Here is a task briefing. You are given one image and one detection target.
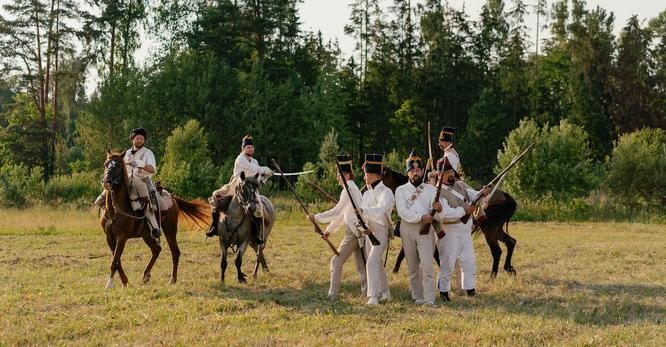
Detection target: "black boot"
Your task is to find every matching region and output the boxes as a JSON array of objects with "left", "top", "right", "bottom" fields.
[
  {"left": 440, "top": 291, "right": 451, "bottom": 302},
  {"left": 466, "top": 288, "right": 476, "bottom": 297},
  {"left": 205, "top": 210, "right": 220, "bottom": 237},
  {"left": 252, "top": 217, "right": 264, "bottom": 245}
]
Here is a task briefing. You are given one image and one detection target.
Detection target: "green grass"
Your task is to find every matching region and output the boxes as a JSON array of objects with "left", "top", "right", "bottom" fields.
[{"left": 1, "top": 207, "right": 665, "bottom": 345}]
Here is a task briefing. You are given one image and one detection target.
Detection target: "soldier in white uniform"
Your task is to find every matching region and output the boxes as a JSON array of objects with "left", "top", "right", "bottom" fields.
[
  {"left": 394, "top": 151, "right": 448, "bottom": 306},
  {"left": 206, "top": 135, "right": 273, "bottom": 244},
  {"left": 437, "top": 158, "right": 490, "bottom": 302},
  {"left": 94, "top": 127, "right": 161, "bottom": 240},
  {"left": 307, "top": 154, "right": 368, "bottom": 300},
  {"left": 358, "top": 153, "right": 394, "bottom": 305}
]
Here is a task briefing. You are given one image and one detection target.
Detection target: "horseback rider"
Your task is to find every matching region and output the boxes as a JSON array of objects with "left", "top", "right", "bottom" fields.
[
  {"left": 206, "top": 135, "right": 273, "bottom": 244},
  {"left": 436, "top": 158, "right": 490, "bottom": 302},
  {"left": 307, "top": 154, "right": 368, "bottom": 301},
  {"left": 94, "top": 127, "right": 161, "bottom": 240},
  {"left": 394, "top": 150, "right": 446, "bottom": 306},
  {"left": 436, "top": 126, "right": 462, "bottom": 178}
]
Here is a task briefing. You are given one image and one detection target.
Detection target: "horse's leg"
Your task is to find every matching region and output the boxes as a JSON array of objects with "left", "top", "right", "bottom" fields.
[
  {"left": 141, "top": 234, "right": 162, "bottom": 284},
  {"left": 393, "top": 246, "right": 406, "bottom": 274},
  {"left": 501, "top": 228, "right": 517, "bottom": 275},
  {"left": 252, "top": 244, "right": 260, "bottom": 279},
  {"left": 260, "top": 246, "right": 269, "bottom": 272},
  {"left": 235, "top": 242, "right": 248, "bottom": 283},
  {"left": 164, "top": 224, "right": 180, "bottom": 284},
  {"left": 484, "top": 230, "right": 502, "bottom": 278},
  {"left": 107, "top": 237, "right": 128, "bottom": 288},
  {"left": 220, "top": 245, "right": 228, "bottom": 284}
]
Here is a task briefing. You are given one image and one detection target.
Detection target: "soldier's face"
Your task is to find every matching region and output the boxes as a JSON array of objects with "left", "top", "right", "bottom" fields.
[
  {"left": 132, "top": 135, "right": 145, "bottom": 149},
  {"left": 442, "top": 169, "right": 455, "bottom": 184},
  {"left": 407, "top": 167, "right": 423, "bottom": 183},
  {"left": 438, "top": 139, "right": 451, "bottom": 151},
  {"left": 243, "top": 145, "right": 255, "bottom": 156}
]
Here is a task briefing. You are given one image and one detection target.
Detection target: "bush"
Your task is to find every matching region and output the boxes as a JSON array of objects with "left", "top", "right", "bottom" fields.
[
  {"left": 605, "top": 128, "right": 666, "bottom": 207},
  {"left": 43, "top": 171, "right": 100, "bottom": 207},
  {"left": 158, "top": 119, "right": 218, "bottom": 199},
  {"left": 0, "top": 164, "right": 44, "bottom": 208},
  {"left": 497, "top": 119, "right": 602, "bottom": 200}
]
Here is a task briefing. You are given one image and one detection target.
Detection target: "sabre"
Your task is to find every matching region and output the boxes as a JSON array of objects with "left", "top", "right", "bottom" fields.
[
  {"left": 271, "top": 159, "right": 339, "bottom": 255},
  {"left": 272, "top": 170, "right": 315, "bottom": 176}
]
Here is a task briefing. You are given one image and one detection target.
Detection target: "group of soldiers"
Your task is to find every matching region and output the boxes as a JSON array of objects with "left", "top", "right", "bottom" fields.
[
  {"left": 304, "top": 127, "right": 490, "bottom": 306},
  {"left": 97, "top": 126, "right": 489, "bottom": 306}
]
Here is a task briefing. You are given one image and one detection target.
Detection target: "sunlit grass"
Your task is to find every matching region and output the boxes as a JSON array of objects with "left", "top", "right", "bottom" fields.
[{"left": 1, "top": 207, "right": 665, "bottom": 345}]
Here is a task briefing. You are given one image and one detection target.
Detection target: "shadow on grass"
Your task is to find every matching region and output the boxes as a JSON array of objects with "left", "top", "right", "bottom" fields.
[{"left": 469, "top": 277, "right": 666, "bottom": 326}]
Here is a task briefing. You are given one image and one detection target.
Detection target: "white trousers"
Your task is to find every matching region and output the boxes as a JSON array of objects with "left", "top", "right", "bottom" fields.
[
  {"left": 401, "top": 221, "right": 436, "bottom": 302},
  {"left": 365, "top": 221, "right": 390, "bottom": 298},
  {"left": 437, "top": 222, "right": 476, "bottom": 292},
  {"left": 329, "top": 229, "right": 368, "bottom": 296}
]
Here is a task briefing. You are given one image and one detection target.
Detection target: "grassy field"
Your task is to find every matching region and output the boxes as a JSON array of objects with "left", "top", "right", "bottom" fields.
[{"left": 1, "top": 206, "right": 665, "bottom": 346}]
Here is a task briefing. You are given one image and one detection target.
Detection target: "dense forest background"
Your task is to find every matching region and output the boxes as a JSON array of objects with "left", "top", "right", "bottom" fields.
[{"left": 0, "top": 0, "right": 664, "bottom": 218}]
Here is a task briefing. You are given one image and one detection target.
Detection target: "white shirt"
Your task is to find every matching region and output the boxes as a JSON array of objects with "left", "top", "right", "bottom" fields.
[
  {"left": 394, "top": 182, "right": 447, "bottom": 224},
  {"left": 233, "top": 153, "right": 271, "bottom": 178},
  {"left": 445, "top": 147, "right": 461, "bottom": 173},
  {"left": 314, "top": 180, "right": 362, "bottom": 234},
  {"left": 439, "top": 184, "right": 481, "bottom": 223},
  {"left": 361, "top": 181, "right": 395, "bottom": 228},
  {"left": 124, "top": 147, "right": 156, "bottom": 179}
]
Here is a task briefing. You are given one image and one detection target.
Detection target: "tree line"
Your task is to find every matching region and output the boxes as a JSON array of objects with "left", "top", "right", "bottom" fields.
[{"left": 1, "top": 0, "right": 664, "bottom": 190}]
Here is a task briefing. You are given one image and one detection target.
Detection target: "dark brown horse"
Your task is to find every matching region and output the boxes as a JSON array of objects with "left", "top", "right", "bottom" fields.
[
  {"left": 382, "top": 167, "right": 517, "bottom": 277},
  {"left": 101, "top": 150, "right": 210, "bottom": 289}
]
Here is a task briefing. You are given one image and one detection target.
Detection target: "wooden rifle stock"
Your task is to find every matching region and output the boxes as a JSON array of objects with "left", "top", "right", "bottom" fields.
[
  {"left": 271, "top": 159, "right": 339, "bottom": 255},
  {"left": 420, "top": 168, "right": 444, "bottom": 235}
]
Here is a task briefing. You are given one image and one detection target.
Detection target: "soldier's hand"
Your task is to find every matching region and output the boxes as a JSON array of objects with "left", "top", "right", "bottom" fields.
[
  {"left": 322, "top": 231, "right": 330, "bottom": 240},
  {"left": 421, "top": 214, "right": 434, "bottom": 224},
  {"left": 433, "top": 201, "right": 443, "bottom": 212},
  {"left": 307, "top": 213, "right": 316, "bottom": 223},
  {"left": 463, "top": 204, "right": 476, "bottom": 215},
  {"left": 128, "top": 160, "right": 137, "bottom": 167},
  {"left": 481, "top": 186, "right": 492, "bottom": 196},
  {"left": 265, "top": 169, "right": 274, "bottom": 177}
]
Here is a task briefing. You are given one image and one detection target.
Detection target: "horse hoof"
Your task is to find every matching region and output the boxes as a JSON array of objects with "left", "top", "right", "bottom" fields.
[
  {"left": 506, "top": 267, "right": 517, "bottom": 276},
  {"left": 238, "top": 273, "right": 247, "bottom": 283},
  {"left": 490, "top": 272, "right": 498, "bottom": 279},
  {"left": 169, "top": 277, "right": 177, "bottom": 284},
  {"left": 142, "top": 275, "right": 151, "bottom": 284},
  {"left": 121, "top": 282, "right": 128, "bottom": 288},
  {"left": 105, "top": 278, "right": 113, "bottom": 289}
]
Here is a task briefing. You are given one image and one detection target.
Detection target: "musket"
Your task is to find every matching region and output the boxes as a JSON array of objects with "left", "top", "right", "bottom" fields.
[
  {"left": 271, "top": 159, "right": 339, "bottom": 255},
  {"left": 420, "top": 166, "right": 445, "bottom": 235},
  {"left": 423, "top": 121, "right": 434, "bottom": 184},
  {"left": 335, "top": 159, "right": 381, "bottom": 246},
  {"left": 460, "top": 143, "right": 535, "bottom": 224},
  {"left": 301, "top": 175, "right": 338, "bottom": 204}
]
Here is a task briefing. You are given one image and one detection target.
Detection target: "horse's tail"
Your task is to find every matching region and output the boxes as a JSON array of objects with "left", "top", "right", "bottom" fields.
[{"left": 173, "top": 196, "right": 211, "bottom": 229}]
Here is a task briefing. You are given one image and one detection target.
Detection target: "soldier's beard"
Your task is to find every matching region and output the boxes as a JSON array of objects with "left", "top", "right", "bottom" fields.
[
  {"left": 134, "top": 143, "right": 144, "bottom": 149},
  {"left": 409, "top": 176, "right": 421, "bottom": 186},
  {"left": 446, "top": 176, "right": 455, "bottom": 185}
]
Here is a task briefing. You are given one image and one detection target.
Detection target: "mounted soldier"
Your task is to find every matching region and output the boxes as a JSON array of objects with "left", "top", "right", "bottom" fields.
[
  {"left": 436, "top": 126, "right": 461, "bottom": 178},
  {"left": 206, "top": 135, "right": 273, "bottom": 245},
  {"left": 94, "top": 127, "right": 162, "bottom": 241},
  {"left": 307, "top": 154, "right": 368, "bottom": 300}
]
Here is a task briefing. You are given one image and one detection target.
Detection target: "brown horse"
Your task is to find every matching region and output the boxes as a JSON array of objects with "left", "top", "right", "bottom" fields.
[
  {"left": 382, "top": 167, "right": 517, "bottom": 277},
  {"left": 100, "top": 150, "right": 210, "bottom": 289}
]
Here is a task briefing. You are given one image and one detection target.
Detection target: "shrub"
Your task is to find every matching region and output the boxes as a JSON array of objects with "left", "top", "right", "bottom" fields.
[
  {"left": 0, "top": 164, "right": 44, "bottom": 208},
  {"left": 605, "top": 128, "right": 666, "bottom": 207},
  {"left": 43, "top": 171, "right": 100, "bottom": 207},
  {"left": 497, "top": 119, "right": 602, "bottom": 200},
  {"left": 158, "top": 119, "right": 218, "bottom": 199}
]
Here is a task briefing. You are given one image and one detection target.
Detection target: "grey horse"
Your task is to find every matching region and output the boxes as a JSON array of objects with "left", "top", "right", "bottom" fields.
[{"left": 218, "top": 172, "right": 275, "bottom": 283}]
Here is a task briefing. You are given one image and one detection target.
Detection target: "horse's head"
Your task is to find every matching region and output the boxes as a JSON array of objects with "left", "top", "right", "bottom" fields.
[
  {"left": 237, "top": 171, "right": 260, "bottom": 215},
  {"left": 102, "top": 149, "right": 127, "bottom": 191},
  {"left": 381, "top": 167, "right": 408, "bottom": 193}
]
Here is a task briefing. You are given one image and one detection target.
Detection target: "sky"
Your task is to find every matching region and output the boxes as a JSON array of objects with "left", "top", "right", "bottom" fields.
[{"left": 296, "top": 0, "right": 664, "bottom": 60}]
